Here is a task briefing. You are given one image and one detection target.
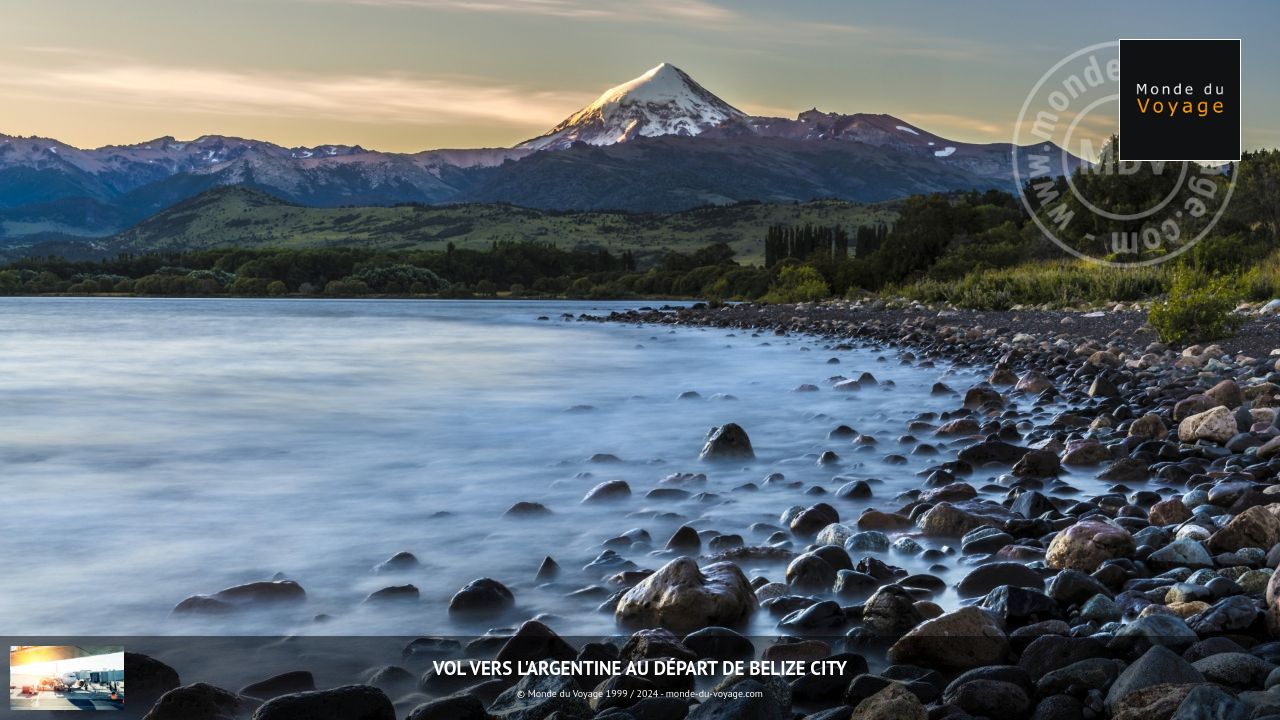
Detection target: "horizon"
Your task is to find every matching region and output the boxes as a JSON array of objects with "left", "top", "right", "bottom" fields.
[{"left": 3, "top": 0, "right": 1279, "bottom": 153}]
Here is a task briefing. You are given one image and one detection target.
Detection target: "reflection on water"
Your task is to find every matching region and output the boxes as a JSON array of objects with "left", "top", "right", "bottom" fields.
[{"left": 0, "top": 298, "right": 1000, "bottom": 637}]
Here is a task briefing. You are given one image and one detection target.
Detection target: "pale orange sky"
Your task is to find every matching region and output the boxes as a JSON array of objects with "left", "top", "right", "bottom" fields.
[{"left": 2, "top": 0, "right": 1277, "bottom": 152}]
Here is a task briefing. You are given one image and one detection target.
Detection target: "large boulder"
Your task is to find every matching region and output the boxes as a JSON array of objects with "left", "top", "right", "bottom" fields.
[
  {"left": 174, "top": 580, "right": 305, "bottom": 614},
  {"left": 700, "top": 424, "right": 754, "bottom": 460},
  {"left": 1045, "top": 521, "right": 1135, "bottom": 572},
  {"left": 615, "top": 557, "right": 755, "bottom": 633},
  {"left": 886, "top": 606, "right": 1010, "bottom": 671},
  {"left": 1177, "top": 406, "right": 1237, "bottom": 444},
  {"left": 1206, "top": 505, "right": 1280, "bottom": 553},
  {"left": 251, "top": 685, "right": 394, "bottom": 720}
]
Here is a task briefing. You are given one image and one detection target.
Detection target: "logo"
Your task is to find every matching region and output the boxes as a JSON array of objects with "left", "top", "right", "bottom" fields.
[{"left": 1012, "top": 41, "right": 1238, "bottom": 267}]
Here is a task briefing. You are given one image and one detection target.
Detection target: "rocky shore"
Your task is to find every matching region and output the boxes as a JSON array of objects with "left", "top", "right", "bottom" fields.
[{"left": 130, "top": 299, "right": 1280, "bottom": 720}]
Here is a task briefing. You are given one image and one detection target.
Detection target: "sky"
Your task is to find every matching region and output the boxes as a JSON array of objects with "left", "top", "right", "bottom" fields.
[{"left": 1, "top": 0, "right": 1277, "bottom": 153}]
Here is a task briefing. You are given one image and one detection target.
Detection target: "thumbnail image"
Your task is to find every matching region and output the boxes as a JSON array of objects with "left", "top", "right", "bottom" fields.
[{"left": 9, "top": 646, "right": 124, "bottom": 711}]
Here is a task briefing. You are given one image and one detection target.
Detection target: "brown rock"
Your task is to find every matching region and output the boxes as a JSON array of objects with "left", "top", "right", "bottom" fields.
[
  {"left": 851, "top": 682, "right": 927, "bottom": 720},
  {"left": 886, "top": 606, "right": 1010, "bottom": 671},
  {"left": 1046, "top": 521, "right": 1135, "bottom": 572},
  {"left": 1128, "top": 413, "right": 1168, "bottom": 440},
  {"left": 1149, "top": 498, "right": 1192, "bottom": 526},
  {"left": 1207, "top": 505, "right": 1280, "bottom": 553},
  {"left": 1205, "top": 379, "right": 1244, "bottom": 409},
  {"left": 1109, "top": 683, "right": 1197, "bottom": 720}
]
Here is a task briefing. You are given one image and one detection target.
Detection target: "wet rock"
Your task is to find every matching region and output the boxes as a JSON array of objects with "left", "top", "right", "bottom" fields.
[
  {"left": 506, "top": 501, "right": 555, "bottom": 519},
  {"left": 937, "top": 418, "right": 981, "bottom": 435},
  {"left": 700, "top": 424, "right": 754, "bottom": 460},
  {"left": 364, "top": 666, "right": 415, "bottom": 696},
  {"left": 957, "top": 439, "right": 1026, "bottom": 465},
  {"left": 1016, "top": 372, "right": 1054, "bottom": 394},
  {"left": 406, "top": 695, "right": 487, "bottom": 720},
  {"left": 1148, "top": 538, "right": 1215, "bottom": 570},
  {"left": 125, "top": 653, "right": 181, "bottom": 710},
  {"left": 373, "top": 551, "right": 419, "bottom": 573},
  {"left": 1191, "top": 652, "right": 1273, "bottom": 688},
  {"left": 489, "top": 675, "right": 589, "bottom": 720},
  {"left": 979, "top": 585, "right": 1059, "bottom": 625},
  {"left": 176, "top": 580, "right": 305, "bottom": 614},
  {"left": 1169, "top": 683, "right": 1250, "bottom": 720},
  {"left": 916, "top": 502, "right": 989, "bottom": 537},
  {"left": 1207, "top": 505, "right": 1280, "bottom": 553},
  {"left": 1110, "top": 683, "right": 1196, "bottom": 720},
  {"left": 960, "top": 526, "right": 1015, "bottom": 554},
  {"left": 1035, "top": 658, "right": 1123, "bottom": 697},
  {"left": 665, "top": 525, "right": 701, "bottom": 553},
  {"left": 240, "top": 672, "right": 315, "bottom": 701},
  {"left": 1112, "top": 613, "right": 1199, "bottom": 651},
  {"left": 1104, "top": 646, "right": 1204, "bottom": 711},
  {"left": 1178, "top": 406, "right": 1237, "bottom": 444},
  {"left": 1046, "top": 568, "right": 1113, "bottom": 606},
  {"left": 845, "top": 531, "right": 891, "bottom": 552},
  {"left": 1189, "top": 595, "right": 1262, "bottom": 634},
  {"left": 1013, "top": 450, "right": 1062, "bottom": 477},
  {"left": 816, "top": 523, "right": 855, "bottom": 547},
  {"left": 1079, "top": 594, "right": 1122, "bottom": 623},
  {"left": 944, "top": 679, "right": 1030, "bottom": 720},
  {"left": 447, "top": 578, "right": 514, "bottom": 616},
  {"left": 862, "top": 585, "right": 925, "bottom": 637},
  {"left": 849, "top": 682, "right": 926, "bottom": 720},
  {"left": 1045, "top": 521, "right": 1135, "bottom": 572},
  {"left": 583, "top": 480, "right": 631, "bottom": 503},
  {"left": 887, "top": 606, "right": 1009, "bottom": 671},
  {"left": 496, "top": 620, "right": 578, "bottom": 664},
  {"left": 535, "top": 556, "right": 560, "bottom": 581},
  {"left": 1128, "top": 413, "right": 1168, "bottom": 440},
  {"left": 1149, "top": 498, "right": 1192, "bottom": 525},
  {"left": 251, "top": 685, "right": 394, "bottom": 720},
  {"left": 1061, "top": 439, "right": 1111, "bottom": 465},
  {"left": 964, "top": 385, "right": 1005, "bottom": 409},
  {"left": 142, "top": 683, "right": 244, "bottom": 720},
  {"left": 620, "top": 628, "right": 697, "bottom": 662},
  {"left": 615, "top": 557, "right": 755, "bottom": 633},
  {"left": 363, "top": 585, "right": 418, "bottom": 604},
  {"left": 786, "top": 552, "right": 838, "bottom": 592},
  {"left": 956, "top": 562, "right": 1043, "bottom": 598},
  {"left": 683, "top": 626, "right": 754, "bottom": 661},
  {"left": 856, "top": 510, "right": 913, "bottom": 531},
  {"left": 791, "top": 503, "right": 840, "bottom": 536},
  {"left": 834, "top": 570, "right": 879, "bottom": 600},
  {"left": 1017, "top": 635, "right": 1106, "bottom": 678},
  {"left": 779, "top": 600, "right": 846, "bottom": 632}
]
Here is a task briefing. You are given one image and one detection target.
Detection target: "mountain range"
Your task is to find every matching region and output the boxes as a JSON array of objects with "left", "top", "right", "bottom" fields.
[{"left": 0, "top": 63, "right": 1079, "bottom": 251}]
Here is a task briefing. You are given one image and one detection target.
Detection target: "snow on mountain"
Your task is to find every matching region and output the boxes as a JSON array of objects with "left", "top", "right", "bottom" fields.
[{"left": 517, "top": 63, "right": 746, "bottom": 151}]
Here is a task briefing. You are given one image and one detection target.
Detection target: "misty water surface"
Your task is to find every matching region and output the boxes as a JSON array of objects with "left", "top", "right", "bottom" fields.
[{"left": 0, "top": 297, "right": 1039, "bottom": 638}]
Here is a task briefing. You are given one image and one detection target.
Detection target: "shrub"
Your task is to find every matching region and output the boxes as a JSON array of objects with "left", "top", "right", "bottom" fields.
[
  {"left": 267, "top": 280, "right": 288, "bottom": 296},
  {"left": 352, "top": 264, "right": 447, "bottom": 293},
  {"left": 323, "top": 278, "right": 370, "bottom": 296},
  {"left": 763, "top": 265, "right": 831, "bottom": 304},
  {"left": 1147, "top": 266, "right": 1243, "bottom": 345}
]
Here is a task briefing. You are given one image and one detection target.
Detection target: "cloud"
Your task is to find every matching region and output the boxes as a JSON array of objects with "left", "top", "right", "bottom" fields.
[
  {"left": 0, "top": 62, "right": 592, "bottom": 129},
  {"left": 298, "top": 0, "right": 736, "bottom": 22},
  {"left": 900, "top": 112, "right": 1007, "bottom": 137}
]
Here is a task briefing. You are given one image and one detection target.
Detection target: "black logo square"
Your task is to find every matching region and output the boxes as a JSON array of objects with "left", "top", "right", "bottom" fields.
[{"left": 1120, "top": 39, "right": 1241, "bottom": 161}]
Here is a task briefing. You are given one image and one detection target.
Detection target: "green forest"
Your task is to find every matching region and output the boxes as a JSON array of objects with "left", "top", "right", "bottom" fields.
[{"left": 2, "top": 148, "right": 1278, "bottom": 310}]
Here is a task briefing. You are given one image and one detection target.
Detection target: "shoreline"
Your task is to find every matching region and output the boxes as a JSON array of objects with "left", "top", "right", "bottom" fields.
[{"left": 46, "top": 298, "right": 1280, "bottom": 719}]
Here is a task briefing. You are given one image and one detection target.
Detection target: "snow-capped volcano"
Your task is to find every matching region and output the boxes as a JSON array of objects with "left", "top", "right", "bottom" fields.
[{"left": 517, "top": 63, "right": 745, "bottom": 151}]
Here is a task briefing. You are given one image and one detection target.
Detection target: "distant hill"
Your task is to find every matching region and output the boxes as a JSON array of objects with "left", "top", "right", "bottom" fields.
[
  {"left": 94, "top": 186, "right": 894, "bottom": 265},
  {"left": 0, "top": 62, "right": 1077, "bottom": 242}
]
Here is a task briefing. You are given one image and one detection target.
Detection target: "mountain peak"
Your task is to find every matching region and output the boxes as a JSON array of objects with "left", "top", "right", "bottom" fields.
[{"left": 517, "top": 63, "right": 744, "bottom": 151}]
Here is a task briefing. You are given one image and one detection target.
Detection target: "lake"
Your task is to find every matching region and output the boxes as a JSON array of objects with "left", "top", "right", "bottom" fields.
[{"left": 0, "top": 297, "right": 986, "bottom": 637}]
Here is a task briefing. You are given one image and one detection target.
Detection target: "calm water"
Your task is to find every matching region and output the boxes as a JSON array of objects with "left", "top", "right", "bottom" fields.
[{"left": 0, "top": 298, "right": 996, "bottom": 638}]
